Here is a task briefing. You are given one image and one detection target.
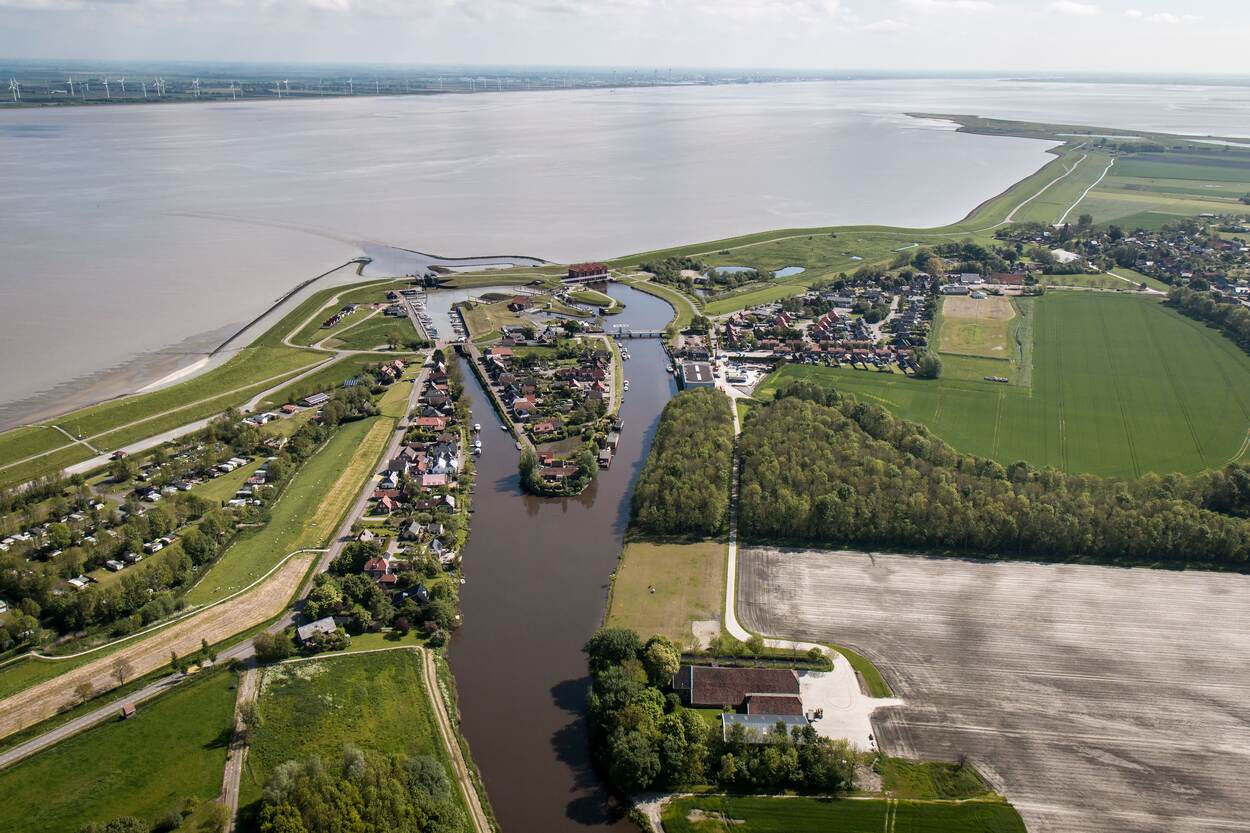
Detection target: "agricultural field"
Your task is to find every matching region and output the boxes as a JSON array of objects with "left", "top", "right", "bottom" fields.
[
  {"left": 241, "top": 649, "right": 459, "bottom": 807},
  {"left": 185, "top": 416, "right": 389, "bottom": 605},
  {"left": 605, "top": 541, "right": 725, "bottom": 647},
  {"left": 661, "top": 795, "right": 1025, "bottom": 833},
  {"left": 758, "top": 293, "right": 1250, "bottom": 478},
  {"left": 0, "top": 553, "right": 312, "bottom": 740},
  {"left": 737, "top": 547, "right": 1250, "bottom": 833},
  {"left": 0, "top": 670, "right": 236, "bottom": 833},
  {"left": 1070, "top": 148, "right": 1250, "bottom": 227}
]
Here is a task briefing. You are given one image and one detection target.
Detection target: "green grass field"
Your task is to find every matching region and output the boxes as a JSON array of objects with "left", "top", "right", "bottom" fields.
[
  {"left": 0, "top": 670, "right": 236, "bottom": 833},
  {"left": 759, "top": 293, "right": 1250, "bottom": 478},
  {"left": 256, "top": 352, "right": 414, "bottom": 410},
  {"left": 0, "top": 426, "right": 68, "bottom": 465},
  {"left": 880, "top": 758, "right": 997, "bottom": 801},
  {"left": 606, "top": 541, "right": 726, "bottom": 647},
  {"left": 185, "top": 416, "right": 386, "bottom": 605},
  {"left": 242, "top": 650, "right": 457, "bottom": 807},
  {"left": 325, "top": 316, "right": 420, "bottom": 351},
  {"left": 661, "top": 795, "right": 1026, "bottom": 833}
]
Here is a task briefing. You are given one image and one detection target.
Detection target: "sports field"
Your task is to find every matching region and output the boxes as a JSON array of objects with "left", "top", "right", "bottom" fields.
[
  {"left": 936, "top": 295, "right": 1017, "bottom": 360},
  {"left": 759, "top": 293, "right": 1250, "bottom": 478},
  {"left": 605, "top": 541, "right": 726, "bottom": 647},
  {"left": 661, "top": 795, "right": 1025, "bottom": 833}
]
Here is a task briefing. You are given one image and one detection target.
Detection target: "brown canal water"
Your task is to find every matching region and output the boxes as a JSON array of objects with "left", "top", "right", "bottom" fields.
[{"left": 449, "top": 282, "right": 677, "bottom": 832}]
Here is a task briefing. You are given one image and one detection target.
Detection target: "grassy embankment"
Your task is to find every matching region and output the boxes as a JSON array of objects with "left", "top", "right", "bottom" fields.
[
  {"left": 611, "top": 119, "right": 1250, "bottom": 321},
  {"left": 607, "top": 141, "right": 1101, "bottom": 317},
  {"left": 758, "top": 292, "right": 1250, "bottom": 478},
  {"left": 184, "top": 415, "right": 391, "bottom": 605},
  {"left": 0, "top": 670, "right": 237, "bottom": 833},
  {"left": 256, "top": 351, "right": 418, "bottom": 411},
  {"left": 662, "top": 795, "right": 1026, "bottom": 833},
  {"left": 240, "top": 649, "right": 466, "bottom": 816}
]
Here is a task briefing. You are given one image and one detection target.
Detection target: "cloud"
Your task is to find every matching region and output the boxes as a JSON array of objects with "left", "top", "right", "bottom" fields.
[
  {"left": 900, "top": 0, "right": 994, "bottom": 11},
  {"left": 1048, "top": 0, "right": 1099, "bottom": 14},
  {"left": 861, "top": 16, "right": 911, "bottom": 30},
  {"left": 1123, "top": 8, "right": 1203, "bottom": 23}
]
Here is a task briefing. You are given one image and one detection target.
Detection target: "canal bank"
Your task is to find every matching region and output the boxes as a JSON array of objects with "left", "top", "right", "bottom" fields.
[{"left": 448, "top": 283, "right": 677, "bottom": 832}]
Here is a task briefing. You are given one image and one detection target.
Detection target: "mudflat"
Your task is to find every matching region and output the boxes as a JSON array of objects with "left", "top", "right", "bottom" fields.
[{"left": 737, "top": 547, "right": 1250, "bottom": 833}]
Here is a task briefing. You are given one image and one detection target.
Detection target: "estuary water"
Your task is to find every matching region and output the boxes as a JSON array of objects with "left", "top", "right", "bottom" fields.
[{"left": 2, "top": 77, "right": 1249, "bottom": 429}]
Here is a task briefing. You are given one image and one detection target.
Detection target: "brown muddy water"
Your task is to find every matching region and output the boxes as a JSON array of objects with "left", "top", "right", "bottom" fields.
[{"left": 449, "top": 283, "right": 676, "bottom": 832}]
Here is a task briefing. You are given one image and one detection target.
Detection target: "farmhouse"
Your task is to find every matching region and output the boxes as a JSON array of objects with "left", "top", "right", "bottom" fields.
[
  {"left": 672, "top": 665, "right": 800, "bottom": 708},
  {"left": 295, "top": 616, "right": 338, "bottom": 645}
]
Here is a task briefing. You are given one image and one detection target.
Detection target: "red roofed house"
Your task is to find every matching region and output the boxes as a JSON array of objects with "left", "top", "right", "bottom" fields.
[
  {"left": 568, "top": 262, "right": 608, "bottom": 280},
  {"left": 363, "top": 556, "right": 391, "bottom": 579},
  {"left": 671, "top": 665, "right": 800, "bottom": 709}
]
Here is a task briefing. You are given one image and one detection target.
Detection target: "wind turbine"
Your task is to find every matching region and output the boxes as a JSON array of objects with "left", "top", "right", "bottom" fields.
[
  {"left": 285, "top": 80, "right": 291, "bottom": 96},
  {"left": 141, "top": 81, "right": 148, "bottom": 99},
  {"left": 102, "top": 78, "right": 111, "bottom": 99},
  {"left": 66, "top": 76, "right": 75, "bottom": 97},
  {"left": 375, "top": 80, "right": 380, "bottom": 95},
  {"left": 191, "top": 78, "right": 200, "bottom": 99},
  {"left": 8, "top": 79, "right": 19, "bottom": 103},
  {"left": 155, "top": 77, "right": 166, "bottom": 97},
  {"left": 230, "top": 81, "right": 238, "bottom": 100},
  {"left": 275, "top": 80, "right": 282, "bottom": 99},
  {"left": 117, "top": 77, "right": 126, "bottom": 95},
  {"left": 347, "top": 77, "right": 353, "bottom": 95}
]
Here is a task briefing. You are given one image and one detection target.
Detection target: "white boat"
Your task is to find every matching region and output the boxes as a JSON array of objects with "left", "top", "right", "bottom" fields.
[
  {"left": 473, "top": 423, "right": 481, "bottom": 432},
  {"left": 501, "top": 424, "right": 509, "bottom": 431},
  {"left": 472, "top": 446, "right": 482, "bottom": 456},
  {"left": 515, "top": 441, "right": 522, "bottom": 450},
  {"left": 474, "top": 439, "right": 482, "bottom": 449}
]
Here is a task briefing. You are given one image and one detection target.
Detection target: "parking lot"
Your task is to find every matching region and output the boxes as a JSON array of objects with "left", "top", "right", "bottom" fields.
[{"left": 738, "top": 547, "right": 1250, "bottom": 833}]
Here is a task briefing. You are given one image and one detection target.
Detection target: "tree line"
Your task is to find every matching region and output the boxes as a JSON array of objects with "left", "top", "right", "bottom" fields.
[
  {"left": 739, "top": 381, "right": 1250, "bottom": 568},
  {"left": 630, "top": 388, "right": 734, "bottom": 537},
  {"left": 1168, "top": 285, "right": 1250, "bottom": 354},
  {"left": 257, "top": 747, "right": 465, "bottom": 833},
  {"left": 585, "top": 628, "right": 859, "bottom": 796}
]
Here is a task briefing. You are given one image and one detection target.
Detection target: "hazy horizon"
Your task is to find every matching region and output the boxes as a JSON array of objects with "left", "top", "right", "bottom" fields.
[{"left": 1, "top": 0, "right": 1245, "bottom": 75}]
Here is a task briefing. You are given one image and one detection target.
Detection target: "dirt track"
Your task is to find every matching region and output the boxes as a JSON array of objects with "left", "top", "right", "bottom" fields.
[
  {"left": 0, "top": 554, "right": 313, "bottom": 740},
  {"left": 738, "top": 547, "right": 1250, "bottom": 833}
]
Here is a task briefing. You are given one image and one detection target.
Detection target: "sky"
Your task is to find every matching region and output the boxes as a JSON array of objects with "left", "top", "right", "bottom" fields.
[{"left": 0, "top": 0, "right": 1244, "bottom": 75}]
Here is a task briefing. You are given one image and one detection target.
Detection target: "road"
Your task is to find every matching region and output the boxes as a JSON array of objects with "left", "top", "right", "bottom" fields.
[
  {"left": 0, "top": 672, "right": 183, "bottom": 770},
  {"left": 220, "top": 667, "right": 259, "bottom": 831}
]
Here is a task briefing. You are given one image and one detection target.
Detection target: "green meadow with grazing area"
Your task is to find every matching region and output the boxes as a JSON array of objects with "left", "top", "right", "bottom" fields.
[
  {"left": 758, "top": 293, "right": 1250, "bottom": 478},
  {"left": 184, "top": 416, "right": 383, "bottom": 605},
  {"left": 0, "top": 670, "right": 235, "bottom": 833},
  {"left": 661, "top": 795, "right": 1026, "bottom": 833},
  {"left": 242, "top": 650, "right": 458, "bottom": 808}
]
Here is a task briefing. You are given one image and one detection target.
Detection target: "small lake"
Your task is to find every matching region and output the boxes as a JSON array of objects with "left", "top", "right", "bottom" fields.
[{"left": 773, "top": 266, "right": 806, "bottom": 278}]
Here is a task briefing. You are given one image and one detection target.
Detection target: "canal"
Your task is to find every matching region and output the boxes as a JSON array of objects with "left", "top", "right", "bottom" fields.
[{"left": 448, "top": 282, "right": 678, "bottom": 832}]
